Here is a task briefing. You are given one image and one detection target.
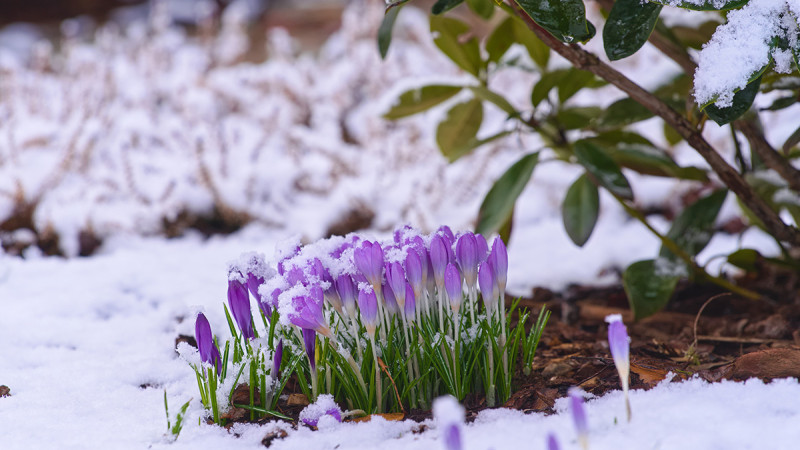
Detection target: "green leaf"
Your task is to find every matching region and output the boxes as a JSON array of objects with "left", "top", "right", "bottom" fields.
[
  {"left": 660, "top": 189, "right": 727, "bottom": 261},
  {"left": 378, "top": 5, "right": 403, "bottom": 59},
  {"left": 511, "top": 18, "right": 550, "bottom": 69},
  {"left": 531, "top": 69, "right": 566, "bottom": 106},
  {"left": 437, "top": 99, "right": 484, "bottom": 161},
  {"left": 430, "top": 15, "right": 484, "bottom": 78},
  {"left": 432, "top": 0, "right": 464, "bottom": 14},
  {"left": 703, "top": 75, "right": 762, "bottom": 125},
  {"left": 469, "top": 85, "right": 517, "bottom": 115},
  {"left": 663, "top": 122, "right": 683, "bottom": 146},
  {"left": 587, "top": 139, "right": 707, "bottom": 181},
  {"left": 562, "top": 173, "right": 599, "bottom": 246},
  {"left": 383, "top": 85, "right": 463, "bottom": 119},
  {"left": 603, "top": 0, "right": 663, "bottom": 61},
  {"left": 486, "top": 18, "right": 515, "bottom": 64},
  {"left": 761, "top": 96, "right": 798, "bottom": 111},
  {"left": 649, "top": 0, "right": 748, "bottom": 11},
  {"left": 623, "top": 259, "right": 680, "bottom": 320},
  {"left": 556, "top": 106, "right": 602, "bottom": 130},
  {"left": 574, "top": 139, "right": 634, "bottom": 200},
  {"left": 727, "top": 248, "right": 760, "bottom": 272},
  {"left": 476, "top": 152, "right": 540, "bottom": 235},
  {"left": 557, "top": 69, "right": 596, "bottom": 104},
  {"left": 513, "top": 0, "right": 595, "bottom": 44},
  {"left": 594, "top": 97, "right": 654, "bottom": 131},
  {"left": 466, "top": 0, "right": 494, "bottom": 19},
  {"left": 671, "top": 21, "right": 719, "bottom": 50},
  {"left": 783, "top": 124, "right": 800, "bottom": 153}
]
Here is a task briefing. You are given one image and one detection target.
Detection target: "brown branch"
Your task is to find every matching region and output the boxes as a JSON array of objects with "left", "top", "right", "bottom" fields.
[
  {"left": 734, "top": 119, "right": 800, "bottom": 192},
  {"left": 507, "top": 1, "right": 800, "bottom": 246}
]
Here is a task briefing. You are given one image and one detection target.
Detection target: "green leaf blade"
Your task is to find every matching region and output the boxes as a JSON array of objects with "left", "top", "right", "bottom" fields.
[
  {"left": 660, "top": 189, "right": 728, "bottom": 260},
  {"left": 562, "top": 173, "right": 600, "bottom": 247},
  {"left": 624, "top": 259, "right": 681, "bottom": 320},
  {"left": 513, "top": 0, "right": 595, "bottom": 44},
  {"left": 603, "top": 0, "right": 662, "bottom": 61},
  {"left": 383, "top": 85, "right": 463, "bottom": 119},
  {"left": 436, "top": 98, "right": 484, "bottom": 162},
  {"left": 703, "top": 75, "right": 763, "bottom": 125},
  {"left": 476, "top": 153, "right": 540, "bottom": 235},
  {"left": 649, "top": 0, "right": 748, "bottom": 11},
  {"left": 574, "top": 140, "right": 634, "bottom": 200},
  {"left": 378, "top": 5, "right": 403, "bottom": 59},
  {"left": 430, "top": 16, "right": 484, "bottom": 78}
]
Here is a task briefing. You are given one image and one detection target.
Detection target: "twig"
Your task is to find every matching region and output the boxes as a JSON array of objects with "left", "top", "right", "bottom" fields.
[
  {"left": 692, "top": 293, "right": 732, "bottom": 350},
  {"left": 734, "top": 119, "right": 800, "bottom": 192}
]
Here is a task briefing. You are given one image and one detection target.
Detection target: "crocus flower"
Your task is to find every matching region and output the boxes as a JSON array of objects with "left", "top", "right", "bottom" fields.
[
  {"left": 299, "top": 394, "right": 343, "bottom": 428},
  {"left": 387, "top": 262, "right": 407, "bottom": 309},
  {"left": 444, "top": 263, "right": 462, "bottom": 313},
  {"left": 247, "top": 272, "right": 271, "bottom": 317},
  {"left": 489, "top": 236, "right": 508, "bottom": 294},
  {"left": 606, "top": 314, "right": 631, "bottom": 422},
  {"left": 273, "top": 339, "right": 283, "bottom": 379},
  {"left": 286, "top": 265, "right": 307, "bottom": 287},
  {"left": 289, "top": 285, "right": 329, "bottom": 335},
  {"left": 335, "top": 274, "right": 357, "bottom": 318},
  {"left": 433, "top": 395, "right": 464, "bottom": 450},
  {"left": 382, "top": 280, "right": 399, "bottom": 315},
  {"left": 195, "top": 313, "right": 221, "bottom": 373},
  {"left": 405, "top": 249, "right": 423, "bottom": 300},
  {"left": 302, "top": 328, "right": 316, "bottom": 372},
  {"left": 227, "top": 277, "right": 254, "bottom": 340},
  {"left": 475, "top": 233, "right": 489, "bottom": 263},
  {"left": 358, "top": 286, "right": 379, "bottom": 335},
  {"left": 546, "top": 433, "right": 560, "bottom": 450},
  {"left": 354, "top": 240, "right": 384, "bottom": 289},
  {"left": 430, "top": 234, "right": 449, "bottom": 289},
  {"left": 455, "top": 233, "right": 478, "bottom": 288},
  {"left": 438, "top": 225, "right": 455, "bottom": 243},
  {"left": 478, "top": 261, "right": 498, "bottom": 314},
  {"left": 404, "top": 281, "right": 416, "bottom": 321},
  {"left": 569, "top": 387, "right": 589, "bottom": 450}
]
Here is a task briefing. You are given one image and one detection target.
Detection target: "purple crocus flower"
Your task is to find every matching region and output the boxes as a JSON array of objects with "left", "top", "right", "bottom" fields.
[
  {"left": 247, "top": 272, "right": 271, "bottom": 317},
  {"left": 382, "top": 279, "right": 399, "bottom": 315},
  {"left": 302, "top": 328, "right": 316, "bottom": 372},
  {"left": 273, "top": 339, "right": 283, "bottom": 379},
  {"left": 433, "top": 395, "right": 464, "bottom": 450},
  {"left": 455, "top": 233, "right": 478, "bottom": 288},
  {"left": 289, "top": 285, "right": 329, "bottom": 336},
  {"left": 442, "top": 424, "right": 462, "bottom": 450},
  {"left": 227, "top": 277, "right": 254, "bottom": 340},
  {"left": 438, "top": 225, "right": 455, "bottom": 243},
  {"left": 335, "top": 274, "right": 357, "bottom": 317},
  {"left": 357, "top": 286, "right": 379, "bottom": 334},
  {"left": 430, "top": 234, "right": 449, "bottom": 289},
  {"left": 404, "top": 281, "right": 416, "bottom": 321},
  {"left": 478, "top": 261, "right": 498, "bottom": 314},
  {"left": 286, "top": 265, "right": 308, "bottom": 287},
  {"left": 569, "top": 387, "right": 589, "bottom": 450},
  {"left": 387, "top": 262, "right": 407, "bottom": 309},
  {"left": 475, "top": 233, "right": 489, "bottom": 263},
  {"left": 546, "top": 433, "right": 560, "bottom": 450},
  {"left": 299, "top": 394, "right": 343, "bottom": 428},
  {"left": 394, "top": 224, "right": 414, "bottom": 244},
  {"left": 606, "top": 313, "right": 631, "bottom": 421},
  {"left": 489, "top": 236, "right": 508, "bottom": 293},
  {"left": 405, "top": 249, "right": 423, "bottom": 300},
  {"left": 195, "top": 313, "right": 221, "bottom": 373},
  {"left": 354, "top": 240, "right": 384, "bottom": 289},
  {"left": 444, "top": 263, "right": 462, "bottom": 313}
]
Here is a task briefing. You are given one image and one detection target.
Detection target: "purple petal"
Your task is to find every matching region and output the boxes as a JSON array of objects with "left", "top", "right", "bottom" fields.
[
  {"left": 489, "top": 236, "right": 508, "bottom": 292},
  {"left": 475, "top": 233, "right": 489, "bottom": 263},
  {"left": 430, "top": 234, "right": 449, "bottom": 288},
  {"left": 387, "top": 262, "right": 406, "bottom": 308},
  {"left": 478, "top": 261, "right": 497, "bottom": 312},
  {"left": 547, "top": 433, "right": 560, "bottom": 450},
  {"left": 273, "top": 339, "right": 284, "bottom": 378},
  {"left": 404, "top": 281, "right": 416, "bottom": 320},
  {"left": 227, "top": 278, "right": 254, "bottom": 340},
  {"left": 569, "top": 387, "right": 589, "bottom": 439},
  {"left": 195, "top": 313, "right": 221, "bottom": 373},
  {"left": 442, "top": 424, "right": 462, "bottom": 450},
  {"left": 455, "top": 233, "right": 478, "bottom": 287},
  {"left": 302, "top": 328, "right": 316, "bottom": 372},
  {"left": 357, "top": 287, "right": 378, "bottom": 328},
  {"left": 444, "top": 263, "right": 462, "bottom": 311}
]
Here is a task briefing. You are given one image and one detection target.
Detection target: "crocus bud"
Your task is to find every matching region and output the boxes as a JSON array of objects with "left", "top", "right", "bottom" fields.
[
  {"left": 387, "top": 262, "right": 407, "bottom": 309},
  {"left": 299, "top": 394, "right": 343, "bottom": 428},
  {"left": 247, "top": 272, "right": 271, "bottom": 317},
  {"left": 438, "top": 225, "right": 455, "bottom": 243},
  {"left": 606, "top": 314, "right": 631, "bottom": 422},
  {"left": 404, "top": 281, "right": 416, "bottom": 321},
  {"left": 569, "top": 387, "right": 589, "bottom": 450},
  {"left": 382, "top": 280, "right": 399, "bottom": 315},
  {"left": 335, "top": 274, "right": 357, "bottom": 317},
  {"left": 489, "top": 236, "right": 508, "bottom": 293},
  {"left": 273, "top": 339, "right": 283, "bottom": 379},
  {"left": 405, "top": 249, "right": 423, "bottom": 300},
  {"left": 195, "top": 313, "right": 221, "bottom": 374},
  {"left": 430, "top": 234, "right": 449, "bottom": 289},
  {"left": 475, "top": 233, "right": 489, "bottom": 263},
  {"left": 455, "top": 233, "right": 478, "bottom": 288},
  {"left": 358, "top": 286, "right": 378, "bottom": 335},
  {"left": 478, "top": 261, "right": 498, "bottom": 314},
  {"left": 354, "top": 241, "right": 384, "bottom": 289},
  {"left": 302, "top": 328, "right": 316, "bottom": 372},
  {"left": 444, "top": 263, "right": 462, "bottom": 313},
  {"left": 546, "top": 433, "right": 560, "bottom": 450},
  {"left": 433, "top": 395, "right": 464, "bottom": 450},
  {"left": 227, "top": 277, "right": 254, "bottom": 340},
  {"left": 289, "top": 285, "right": 328, "bottom": 335}
]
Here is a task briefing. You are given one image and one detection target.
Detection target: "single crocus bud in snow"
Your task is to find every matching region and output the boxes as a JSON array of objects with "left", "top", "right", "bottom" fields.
[
  {"left": 302, "top": 328, "right": 316, "bottom": 372},
  {"left": 299, "top": 394, "right": 343, "bottom": 428},
  {"left": 444, "top": 263, "right": 462, "bottom": 313},
  {"left": 455, "top": 233, "right": 478, "bottom": 288},
  {"left": 273, "top": 339, "right": 283, "bottom": 379},
  {"left": 227, "top": 277, "right": 254, "bottom": 340},
  {"left": 404, "top": 281, "right": 416, "bottom": 321},
  {"left": 430, "top": 234, "right": 449, "bottom": 289},
  {"left": 489, "top": 236, "right": 508, "bottom": 294},
  {"left": 354, "top": 241, "right": 384, "bottom": 289},
  {"left": 546, "top": 433, "right": 560, "bottom": 450},
  {"left": 433, "top": 395, "right": 464, "bottom": 450},
  {"left": 358, "top": 286, "right": 378, "bottom": 335},
  {"left": 569, "top": 387, "right": 589, "bottom": 450},
  {"left": 606, "top": 314, "right": 631, "bottom": 422},
  {"left": 387, "top": 262, "right": 407, "bottom": 309},
  {"left": 478, "top": 261, "right": 498, "bottom": 314},
  {"left": 195, "top": 313, "right": 221, "bottom": 374}
]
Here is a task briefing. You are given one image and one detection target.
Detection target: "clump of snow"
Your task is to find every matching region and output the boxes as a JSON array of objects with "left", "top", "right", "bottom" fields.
[
  {"left": 299, "top": 394, "right": 343, "bottom": 428},
  {"left": 693, "top": 0, "right": 788, "bottom": 107}
]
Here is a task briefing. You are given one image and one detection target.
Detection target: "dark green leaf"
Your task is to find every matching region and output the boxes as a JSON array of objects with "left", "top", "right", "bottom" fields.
[
  {"left": 469, "top": 85, "right": 517, "bottom": 115},
  {"left": 586, "top": 136, "right": 708, "bottom": 180},
  {"left": 466, "top": 0, "right": 494, "bottom": 19},
  {"left": 663, "top": 122, "right": 683, "bottom": 146},
  {"left": 558, "top": 69, "right": 596, "bottom": 104},
  {"left": 649, "top": 0, "right": 748, "bottom": 11},
  {"left": 704, "top": 75, "right": 762, "bottom": 125},
  {"left": 477, "top": 153, "right": 540, "bottom": 235},
  {"left": 594, "top": 97, "right": 654, "bottom": 131},
  {"left": 511, "top": 18, "right": 550, "bottom": 69},
  {"left": 783, "top": 124, "right": 800, "bottom": 153},
  {"left": 432, "top": 0, "right": 464, "bottom": 14},
  {"left": 378, "top": 5, "right": 403, "bottom": 59},
  {"left": 603, "top": 0, "right": 663, "bottom": 61},
  {"left": 761, "top": 96, "right": 798, "bottom": 111},
  {"left": 436, "top": 99, "right": 484, "bottom": 162},
  {"left": 531, "top": 69, "right": 567, "bottom": 106},
  {"left": 574, "top": 139, "right": 634, "bottom": 200},
  {"left": 513, "top": 0, "right": 595, "bottom": 43},
  {"left": 430, "top": 16, "right": 484, "bottom": 78},
  {"left": 486, "top": 18, "right": 514, "bottom": 64},
  {"left": 556, "top": 106, "right": 602, "bottom": 130},
  {"left": 623, "top": 259, "right": 680, "bottom": 320},
  {"left": 562, "top": 173, "right": 599, "bottom": 247},
  {"left": 671, "top": 21, "right": 719, "bottom": 50},
  {"left": 383, "top": 85, "right": 463, "bottom": 119},
  {"left": 727, "top": 248, "right": 760, "bottom": 272},
  {"left": 660, "top": 189, "right": 727, "bottom": 261}
]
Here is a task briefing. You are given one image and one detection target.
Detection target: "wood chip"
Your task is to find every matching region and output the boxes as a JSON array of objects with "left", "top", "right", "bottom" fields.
[{"left": 351, "top": 413, "right": 405, "bottom": 423}]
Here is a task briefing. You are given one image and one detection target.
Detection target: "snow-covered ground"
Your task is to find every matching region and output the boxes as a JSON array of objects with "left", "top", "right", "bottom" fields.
[{"left": 1, "top": 1, "right": 799, "bottom": 449}]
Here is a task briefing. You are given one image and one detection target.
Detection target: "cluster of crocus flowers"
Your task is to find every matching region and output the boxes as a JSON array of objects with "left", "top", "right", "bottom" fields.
[{"left": 605, "top": 314, "right": 631, "bottom": 422}]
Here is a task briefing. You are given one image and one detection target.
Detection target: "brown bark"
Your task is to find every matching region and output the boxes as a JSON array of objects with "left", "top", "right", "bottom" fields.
[{"left": 734, "top": 120, "right": 800, "bottom": 193}]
